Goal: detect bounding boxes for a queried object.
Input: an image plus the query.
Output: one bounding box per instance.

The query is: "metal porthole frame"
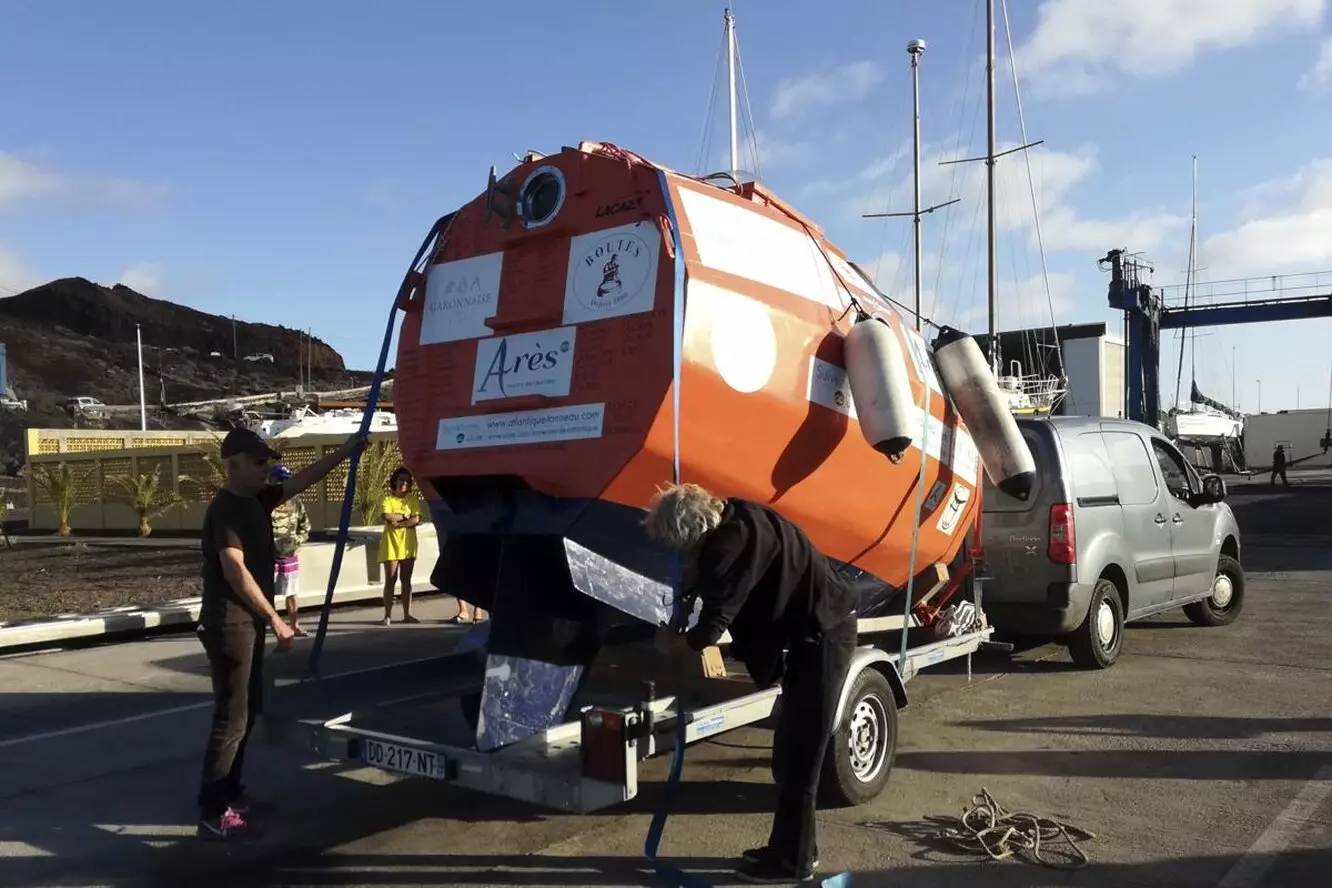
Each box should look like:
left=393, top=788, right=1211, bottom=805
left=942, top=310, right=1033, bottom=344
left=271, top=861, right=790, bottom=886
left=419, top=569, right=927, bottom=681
left=517, top=165, right=567, bottom=229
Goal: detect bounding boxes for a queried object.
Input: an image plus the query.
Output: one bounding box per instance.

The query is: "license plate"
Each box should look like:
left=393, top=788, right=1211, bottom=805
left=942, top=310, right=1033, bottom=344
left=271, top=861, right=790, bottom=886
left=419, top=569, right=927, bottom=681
left=358, top=738, right=448, bottom=779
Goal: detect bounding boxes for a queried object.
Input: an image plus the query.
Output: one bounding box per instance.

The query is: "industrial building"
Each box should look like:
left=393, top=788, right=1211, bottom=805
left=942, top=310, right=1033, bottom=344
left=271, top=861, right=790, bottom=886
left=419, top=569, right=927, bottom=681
left=1243, top=409, right=1332, bottom=467
left=988, top=321, right=1127, bottom=418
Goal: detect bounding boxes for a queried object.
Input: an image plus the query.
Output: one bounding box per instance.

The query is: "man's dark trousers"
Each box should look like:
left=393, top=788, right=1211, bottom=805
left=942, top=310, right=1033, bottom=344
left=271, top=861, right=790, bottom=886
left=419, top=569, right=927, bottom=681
left=767, top=619, right=857, bottom=871
left=197, top=620, right=265, bottom=818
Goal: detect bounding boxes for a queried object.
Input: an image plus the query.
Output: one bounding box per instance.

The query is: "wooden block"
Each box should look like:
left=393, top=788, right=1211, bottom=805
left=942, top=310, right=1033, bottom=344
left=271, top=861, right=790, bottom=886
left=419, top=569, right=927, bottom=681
left=914, top=562, right=951, bottom=609
left=699, top=645, right=727, bottom=678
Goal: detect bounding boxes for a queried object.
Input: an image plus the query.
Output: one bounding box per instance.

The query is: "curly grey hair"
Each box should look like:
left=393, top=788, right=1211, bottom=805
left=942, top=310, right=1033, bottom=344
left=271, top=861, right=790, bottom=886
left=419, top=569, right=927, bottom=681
left=643, top=482, right=727, bottom=551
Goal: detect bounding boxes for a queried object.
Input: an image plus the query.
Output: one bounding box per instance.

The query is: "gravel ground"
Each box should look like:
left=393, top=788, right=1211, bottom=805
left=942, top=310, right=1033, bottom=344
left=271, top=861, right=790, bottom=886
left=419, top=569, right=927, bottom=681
left=0, top=542, right=201, bottom=623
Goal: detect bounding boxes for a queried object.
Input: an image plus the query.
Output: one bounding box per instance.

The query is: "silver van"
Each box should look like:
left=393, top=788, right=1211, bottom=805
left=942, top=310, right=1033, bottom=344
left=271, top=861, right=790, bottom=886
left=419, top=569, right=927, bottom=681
left=980, top=416, right=1244, bottom=669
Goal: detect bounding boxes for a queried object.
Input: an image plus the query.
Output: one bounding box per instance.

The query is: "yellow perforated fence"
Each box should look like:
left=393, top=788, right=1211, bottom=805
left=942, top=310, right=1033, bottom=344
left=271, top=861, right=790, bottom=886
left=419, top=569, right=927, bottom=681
left=26, top=428, right=223, bottom=457
left=24, top=430, right=407, bottom=535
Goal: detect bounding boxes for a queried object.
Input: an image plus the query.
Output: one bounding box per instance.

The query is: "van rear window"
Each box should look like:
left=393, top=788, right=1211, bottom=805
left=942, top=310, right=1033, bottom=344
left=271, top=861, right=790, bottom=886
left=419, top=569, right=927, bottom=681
left=981, top=427, right=1045, bottom=513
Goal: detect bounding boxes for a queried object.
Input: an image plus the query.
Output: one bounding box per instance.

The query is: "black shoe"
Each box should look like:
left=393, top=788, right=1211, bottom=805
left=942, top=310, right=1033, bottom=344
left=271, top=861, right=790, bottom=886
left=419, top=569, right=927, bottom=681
left=742, top=847, right=821, bottom=870
left=734, top=855, right=815, bottom=884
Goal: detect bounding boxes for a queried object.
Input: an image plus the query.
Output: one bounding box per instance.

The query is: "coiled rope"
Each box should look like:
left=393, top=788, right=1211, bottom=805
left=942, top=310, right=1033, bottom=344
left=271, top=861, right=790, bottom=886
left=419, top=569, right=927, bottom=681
left=930, top=788, right=1096, bottom=870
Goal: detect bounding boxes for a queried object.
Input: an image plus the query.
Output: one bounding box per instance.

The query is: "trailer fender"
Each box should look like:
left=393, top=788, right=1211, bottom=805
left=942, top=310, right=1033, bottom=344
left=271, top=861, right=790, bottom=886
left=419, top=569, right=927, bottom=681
left=833, top=648, right=908, bottom=732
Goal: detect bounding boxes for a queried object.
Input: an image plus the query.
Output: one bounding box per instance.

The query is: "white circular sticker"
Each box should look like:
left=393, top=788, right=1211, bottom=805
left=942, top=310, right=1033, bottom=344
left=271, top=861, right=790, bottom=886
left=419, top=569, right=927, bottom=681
left=708, top=289, right=778, bottom=394
left=569, top=226, right=656, bottom=318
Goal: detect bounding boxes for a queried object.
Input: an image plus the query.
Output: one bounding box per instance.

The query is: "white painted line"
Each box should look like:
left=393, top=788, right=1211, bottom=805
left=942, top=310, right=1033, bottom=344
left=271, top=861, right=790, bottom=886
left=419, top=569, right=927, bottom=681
left=0, top=700, right=213, bottom=750
left=1217, top=764, right=1332, bottom=888
left=0, top=653, right=475, bottom=750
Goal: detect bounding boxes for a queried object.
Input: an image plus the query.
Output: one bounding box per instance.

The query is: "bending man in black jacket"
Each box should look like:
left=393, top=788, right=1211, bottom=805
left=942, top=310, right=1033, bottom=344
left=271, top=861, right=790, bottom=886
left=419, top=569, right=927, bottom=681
left=644, top=482, right=858, bottom=884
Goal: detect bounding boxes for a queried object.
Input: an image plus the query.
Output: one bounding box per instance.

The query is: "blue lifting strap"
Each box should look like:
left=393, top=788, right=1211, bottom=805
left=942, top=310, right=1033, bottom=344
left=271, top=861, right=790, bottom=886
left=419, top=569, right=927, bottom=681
left=304, top=215, right=450, bottom=680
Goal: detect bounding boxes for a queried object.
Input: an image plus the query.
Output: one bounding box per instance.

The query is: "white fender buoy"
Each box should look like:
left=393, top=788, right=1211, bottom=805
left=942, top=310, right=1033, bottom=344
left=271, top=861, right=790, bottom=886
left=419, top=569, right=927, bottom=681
left=844, top=315, right=915, bottom=459
left=930, top=326, right=1037, bottom=500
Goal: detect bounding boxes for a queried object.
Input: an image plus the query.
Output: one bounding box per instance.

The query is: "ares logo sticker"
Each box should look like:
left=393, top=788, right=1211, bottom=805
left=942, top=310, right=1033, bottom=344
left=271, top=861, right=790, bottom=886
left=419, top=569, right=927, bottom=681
left=594, top=191, right=649, bottom=219
left=563, top=221, right=661, bottom=325
left=472, top=326, right=577, bottom=404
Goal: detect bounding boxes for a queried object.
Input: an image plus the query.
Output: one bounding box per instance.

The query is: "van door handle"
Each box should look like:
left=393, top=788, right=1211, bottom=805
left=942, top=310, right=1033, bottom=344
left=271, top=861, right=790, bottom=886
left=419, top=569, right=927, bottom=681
left=1154, top=514, right=1167, bottom=525
left=1171, top=514, right=1184, bottom=525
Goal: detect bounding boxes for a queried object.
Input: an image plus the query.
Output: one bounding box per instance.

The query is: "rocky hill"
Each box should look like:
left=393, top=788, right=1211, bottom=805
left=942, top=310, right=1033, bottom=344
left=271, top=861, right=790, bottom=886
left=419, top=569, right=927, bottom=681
left=0, top=277, right=360, bottom=469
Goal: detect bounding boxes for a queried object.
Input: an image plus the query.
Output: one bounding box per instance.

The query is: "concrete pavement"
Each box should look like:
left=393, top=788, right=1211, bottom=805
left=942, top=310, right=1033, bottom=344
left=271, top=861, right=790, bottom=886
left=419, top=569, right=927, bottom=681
left=0, top=541, right=1328, bottom=887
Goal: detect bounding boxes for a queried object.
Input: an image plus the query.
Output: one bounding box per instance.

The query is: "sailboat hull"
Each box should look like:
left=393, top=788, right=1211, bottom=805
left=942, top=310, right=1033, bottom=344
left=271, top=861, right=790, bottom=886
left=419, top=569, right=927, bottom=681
left=1164, top=411, right=1243, bottom=443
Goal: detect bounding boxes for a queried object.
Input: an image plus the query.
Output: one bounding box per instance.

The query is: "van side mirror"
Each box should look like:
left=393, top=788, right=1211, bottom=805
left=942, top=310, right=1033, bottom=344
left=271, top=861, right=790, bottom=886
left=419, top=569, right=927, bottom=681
left=1194, top=474, right=1227, bottom=506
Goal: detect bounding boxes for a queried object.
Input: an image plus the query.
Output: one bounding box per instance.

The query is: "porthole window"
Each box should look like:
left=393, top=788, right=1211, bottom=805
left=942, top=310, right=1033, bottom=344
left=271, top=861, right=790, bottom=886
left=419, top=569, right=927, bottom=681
left=518, top=166, right=566, bottom=229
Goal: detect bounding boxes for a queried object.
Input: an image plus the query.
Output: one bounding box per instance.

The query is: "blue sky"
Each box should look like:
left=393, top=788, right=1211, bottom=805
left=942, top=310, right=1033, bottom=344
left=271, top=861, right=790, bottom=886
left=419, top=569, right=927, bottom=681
left=2, top=0, right=1331, bottom=415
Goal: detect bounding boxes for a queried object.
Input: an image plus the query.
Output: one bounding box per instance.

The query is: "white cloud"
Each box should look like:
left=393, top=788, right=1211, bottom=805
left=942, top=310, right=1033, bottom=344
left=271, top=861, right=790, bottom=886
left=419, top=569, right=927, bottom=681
left=1201, top=157, right=1332, bottom=276
left=1017, top=0, right=1327, bottom=96
left=118, top=262, right=166, bottom=296
left=1299, top=35, right=1332, bottom=91
left=769, top=60, right=883, bottom=120
left=0, top=248, right=42, bottom=295
left=0, top=151, right=168, bottom=212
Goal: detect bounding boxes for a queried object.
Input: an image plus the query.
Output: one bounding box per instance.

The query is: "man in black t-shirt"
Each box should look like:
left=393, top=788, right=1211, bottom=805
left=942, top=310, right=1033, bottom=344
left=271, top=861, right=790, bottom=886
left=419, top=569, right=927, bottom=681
left=196, top=427, right=365, bottom=840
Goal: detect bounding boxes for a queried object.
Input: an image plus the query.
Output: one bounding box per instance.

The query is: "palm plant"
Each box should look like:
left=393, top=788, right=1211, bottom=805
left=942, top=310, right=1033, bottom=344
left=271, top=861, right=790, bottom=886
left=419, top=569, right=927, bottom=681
left=108, top=466, right=185, bottom=537
left=30, top=462, right=98, bottom=536
left=352, top=440, right=399, bottom=526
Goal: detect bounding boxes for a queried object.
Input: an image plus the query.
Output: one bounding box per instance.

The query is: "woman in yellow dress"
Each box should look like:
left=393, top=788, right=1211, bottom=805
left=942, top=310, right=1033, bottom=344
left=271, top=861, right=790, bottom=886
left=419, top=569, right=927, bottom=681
left=379, top=467, right=424, bottom=626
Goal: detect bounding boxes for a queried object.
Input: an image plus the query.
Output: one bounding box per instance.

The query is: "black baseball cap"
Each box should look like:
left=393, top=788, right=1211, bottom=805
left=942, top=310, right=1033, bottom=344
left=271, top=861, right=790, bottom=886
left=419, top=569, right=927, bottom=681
left=220, top=427, right=281, bottom=461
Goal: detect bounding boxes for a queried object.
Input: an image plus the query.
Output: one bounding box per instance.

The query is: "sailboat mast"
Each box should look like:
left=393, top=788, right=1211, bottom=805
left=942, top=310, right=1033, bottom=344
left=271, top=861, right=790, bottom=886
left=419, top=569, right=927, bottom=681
left=910, top=39, right=926, bottom=331
left=1189, top=154, right=1198, bottom=387
left=725, top=8, right=739, bottom=174
left=985, top=0, right=998, bottom=373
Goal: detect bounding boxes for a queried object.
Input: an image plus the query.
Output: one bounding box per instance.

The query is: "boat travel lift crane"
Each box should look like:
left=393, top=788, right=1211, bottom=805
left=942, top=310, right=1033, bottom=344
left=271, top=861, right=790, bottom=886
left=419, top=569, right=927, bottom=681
left=1101, top=248, right=1332, bottom=456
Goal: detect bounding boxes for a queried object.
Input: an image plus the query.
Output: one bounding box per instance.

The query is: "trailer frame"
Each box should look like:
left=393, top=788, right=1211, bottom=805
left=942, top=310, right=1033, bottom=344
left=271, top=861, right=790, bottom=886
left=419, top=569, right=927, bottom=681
left=262, top=566, right=1001, bottom=815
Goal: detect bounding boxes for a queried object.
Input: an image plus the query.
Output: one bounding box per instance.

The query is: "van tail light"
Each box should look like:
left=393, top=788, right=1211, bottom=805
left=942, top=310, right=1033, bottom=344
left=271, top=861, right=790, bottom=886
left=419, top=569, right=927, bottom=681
left=1048, top=503, right=1076, bottom=565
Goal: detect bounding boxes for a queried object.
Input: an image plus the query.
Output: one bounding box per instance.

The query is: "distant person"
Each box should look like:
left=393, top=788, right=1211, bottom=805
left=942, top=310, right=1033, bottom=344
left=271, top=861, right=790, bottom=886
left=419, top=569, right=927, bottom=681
left=644, top=482, right=858, bottom=884
left=269, top=464, right=311, bottom=638
left=379, top=467, right=425, bottom=626
left=195, top=427, right=364, bottom=841
left=1271, top=445, right=1289, bottom=486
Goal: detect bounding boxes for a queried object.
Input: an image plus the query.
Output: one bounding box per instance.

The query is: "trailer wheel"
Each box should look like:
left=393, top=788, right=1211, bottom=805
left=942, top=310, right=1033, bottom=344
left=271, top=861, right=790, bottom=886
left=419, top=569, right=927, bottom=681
left=1183, top=554, right=1245, bottom=627
left=818, top=668, right=898, bottom=808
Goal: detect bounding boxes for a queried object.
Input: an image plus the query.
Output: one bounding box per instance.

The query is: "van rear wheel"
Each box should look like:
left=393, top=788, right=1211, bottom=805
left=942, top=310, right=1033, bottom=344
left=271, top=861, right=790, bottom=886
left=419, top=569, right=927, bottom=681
left=1067, top=578, right=1124, bottom=669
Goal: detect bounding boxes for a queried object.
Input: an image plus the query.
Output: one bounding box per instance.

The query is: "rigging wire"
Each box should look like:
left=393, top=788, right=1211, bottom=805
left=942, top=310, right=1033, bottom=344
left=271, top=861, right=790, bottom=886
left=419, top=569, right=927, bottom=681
left=935, top=0, right=988, bottom=330
left=732, top=28, right=764, bottom=181
left=926, top=0, right=985, bottom=327
left=691, top=27, right=726, bottom=175
left=1000, top=0, right=1065, bottom=384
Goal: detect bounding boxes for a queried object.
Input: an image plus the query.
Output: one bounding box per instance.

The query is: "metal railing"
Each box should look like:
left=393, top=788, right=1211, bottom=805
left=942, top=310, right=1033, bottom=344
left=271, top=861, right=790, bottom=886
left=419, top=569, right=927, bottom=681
left=1157, top=269, right=1332, bottom=309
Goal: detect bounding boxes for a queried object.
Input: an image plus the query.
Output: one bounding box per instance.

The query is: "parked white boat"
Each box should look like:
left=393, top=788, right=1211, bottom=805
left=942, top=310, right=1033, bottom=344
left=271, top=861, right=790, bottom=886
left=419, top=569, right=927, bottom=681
left=1163, top=407, right=1242, bottom=443
left=249, top=405, right=397, bottom=439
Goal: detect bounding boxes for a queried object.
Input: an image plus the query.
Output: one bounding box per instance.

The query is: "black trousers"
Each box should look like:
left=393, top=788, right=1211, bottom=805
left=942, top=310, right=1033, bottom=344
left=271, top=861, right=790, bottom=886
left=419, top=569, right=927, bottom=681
left=767, top=621, right=856, bottom=871
left=197, top=620, right=265, bottom=818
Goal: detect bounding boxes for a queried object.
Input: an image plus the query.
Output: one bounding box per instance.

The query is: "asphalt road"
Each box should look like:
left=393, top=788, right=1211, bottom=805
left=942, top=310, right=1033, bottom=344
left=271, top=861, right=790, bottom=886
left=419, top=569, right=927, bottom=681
left=1, top=491, right=1329, bottom=887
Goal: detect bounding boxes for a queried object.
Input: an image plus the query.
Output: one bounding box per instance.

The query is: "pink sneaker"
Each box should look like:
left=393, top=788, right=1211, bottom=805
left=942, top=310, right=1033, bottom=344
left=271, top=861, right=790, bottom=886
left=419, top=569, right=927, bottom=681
left=197, top=807, right=255, bottom=840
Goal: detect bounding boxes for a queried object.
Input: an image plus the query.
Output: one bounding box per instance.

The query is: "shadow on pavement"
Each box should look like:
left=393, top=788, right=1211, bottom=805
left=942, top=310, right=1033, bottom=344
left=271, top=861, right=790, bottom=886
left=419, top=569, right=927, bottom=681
left=952, top=712, right=1332, bottom=739
left=895, top=747, right=1328, bottom=782
left=156, top=847, right=1332, bottom=888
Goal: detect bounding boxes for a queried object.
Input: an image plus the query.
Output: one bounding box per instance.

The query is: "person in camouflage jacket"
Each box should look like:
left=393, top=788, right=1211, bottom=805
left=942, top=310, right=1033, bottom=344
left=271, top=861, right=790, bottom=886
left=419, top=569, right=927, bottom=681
left=270, top=464, right=311, bottom=636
